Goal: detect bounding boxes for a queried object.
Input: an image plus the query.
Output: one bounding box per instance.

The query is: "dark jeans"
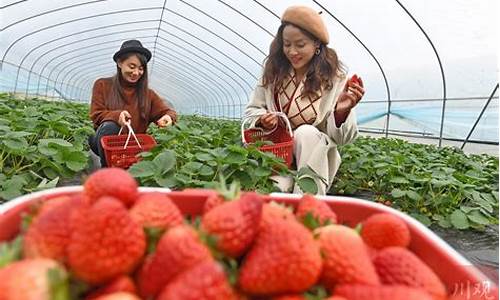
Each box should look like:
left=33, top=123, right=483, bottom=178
left=88, top=121, right=121, bottom=167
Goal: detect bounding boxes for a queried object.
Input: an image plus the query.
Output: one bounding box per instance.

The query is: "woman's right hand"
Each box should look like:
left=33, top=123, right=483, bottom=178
left=118, top=110, right=131, bottom=126
left=258, top=113, right=278, bottom=130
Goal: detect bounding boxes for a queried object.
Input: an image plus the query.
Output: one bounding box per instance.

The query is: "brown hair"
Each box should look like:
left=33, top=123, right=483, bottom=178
left=107, top=52, right=150, bottom=120
left=262, top=22, right=345, bottom=98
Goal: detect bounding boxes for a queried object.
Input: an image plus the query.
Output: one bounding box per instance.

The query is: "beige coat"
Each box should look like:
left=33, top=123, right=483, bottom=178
left=244, top=74, right=358, bottom=195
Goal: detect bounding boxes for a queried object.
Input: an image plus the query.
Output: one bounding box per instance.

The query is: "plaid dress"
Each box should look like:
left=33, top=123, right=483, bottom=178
left=275, top=72, right=322, bottom=130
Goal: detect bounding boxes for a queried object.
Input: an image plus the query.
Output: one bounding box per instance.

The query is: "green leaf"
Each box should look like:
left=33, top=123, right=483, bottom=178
left=433, top=214, right=452, bottom=228
left=297, top=177, right=318, bottom=194
left=467, top=210, right=491, bottom=225
left=38, top=139, right=72, bottom=156
left=198, top=165, right=214, bottom=177
left=129, top=161, right=157, bottom=178
left=62, top=151, right=88, bottom=172
left=182, top=161, right=204, bottom=174
left=153, top=150, right=176, bottom=175
left=406, top=190, right=423, bottom=201
left=302, top=212, right=320, bottom=230
left=195, top=152, right=213, bottom=162
left=3, top=137, right=28, bottom=150
left=35, top=177, right=59, bottom=191
left=6, top=131, right=33, bottom=138
left=391, top=188, right=406, bottom=198
left=39, top=138, right=73, bottom=148
left=144, top=227, right=166, bottom=254
left=373, top=162, right=389, bottom=168
left=472, top=196, right=494, bottom=213
left=0, top=236, right=23, bottom=267
left=389, top=177, right=410, bottom=184
left=450, top=209, right=470, bottom=229
left=491, top=191, right=498, bottom=201
left=254, top=166, right=272, bottom=177
left=460, top=206, right=478, bottom=214
left=48, top=267, right=70, bottom=300
left=224, top=151, right=247, bottom=165
left=410, top=213, right=432, bottom=226
left=430, top=178, right=449, bottom=188
left=154, top=173, right=178, bottom=188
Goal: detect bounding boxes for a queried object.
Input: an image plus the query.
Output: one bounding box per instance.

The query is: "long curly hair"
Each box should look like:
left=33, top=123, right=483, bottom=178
left=262, top=22, right=345, bottom=98
left=107, top=52, right=150, bottom=121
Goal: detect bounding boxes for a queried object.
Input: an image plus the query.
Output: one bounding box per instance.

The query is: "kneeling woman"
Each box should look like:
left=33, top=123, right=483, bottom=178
left=244, top=6, right=365, bottom=195
left=89, top=40, right=177, bottom=167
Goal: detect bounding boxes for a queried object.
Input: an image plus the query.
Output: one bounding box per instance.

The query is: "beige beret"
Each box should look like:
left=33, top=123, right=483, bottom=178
left=281, top=5, right=329, bottom=44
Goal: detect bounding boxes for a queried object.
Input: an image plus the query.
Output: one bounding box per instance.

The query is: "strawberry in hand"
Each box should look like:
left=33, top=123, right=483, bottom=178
left=335, top=74, right=364, bottom=113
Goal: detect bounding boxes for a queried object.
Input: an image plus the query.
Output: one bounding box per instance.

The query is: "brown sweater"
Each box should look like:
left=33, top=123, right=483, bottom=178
left=90, top=78, right=177, bottom=133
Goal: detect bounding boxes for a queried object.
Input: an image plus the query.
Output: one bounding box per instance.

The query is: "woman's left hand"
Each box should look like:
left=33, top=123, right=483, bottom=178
left=157, top=114, right=173, bottom=127
left=335, top=76, right=365, bottom=113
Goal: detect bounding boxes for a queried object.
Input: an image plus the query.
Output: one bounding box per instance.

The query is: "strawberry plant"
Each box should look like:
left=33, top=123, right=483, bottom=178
left=129, top=116, right=312, bottom=194
left=0, top=94, right=93, bottom=202
left=333, top=136, right=499, bottom=229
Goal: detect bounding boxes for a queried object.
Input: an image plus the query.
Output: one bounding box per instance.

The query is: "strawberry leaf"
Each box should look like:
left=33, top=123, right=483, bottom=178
left=144, top=227, right=165, bottom=254
left=47, top=267, right=70, bottom=300
left=353, top=223, right=363, bottom=234
left=0, top=235, right=23, bottom=267
left=302, top=212, right=321, bottom=230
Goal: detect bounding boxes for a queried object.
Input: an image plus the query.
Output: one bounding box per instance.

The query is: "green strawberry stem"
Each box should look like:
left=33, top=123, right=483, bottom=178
left=48, top=268, right=70, bottom=300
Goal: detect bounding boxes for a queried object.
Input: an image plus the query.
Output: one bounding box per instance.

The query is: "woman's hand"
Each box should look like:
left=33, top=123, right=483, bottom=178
left=118, top=110, right=131, bottom=127
left=258, top=113, right=278, bottom=130
left=157, top=114, right=173, bottom=127
left=335, top=75, right=365, bottom=113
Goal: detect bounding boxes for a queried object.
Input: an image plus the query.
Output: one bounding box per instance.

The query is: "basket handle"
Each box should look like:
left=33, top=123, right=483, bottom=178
left=118, top=120, right=142, bottom=150
left=241, top=112, right=293, bottom=144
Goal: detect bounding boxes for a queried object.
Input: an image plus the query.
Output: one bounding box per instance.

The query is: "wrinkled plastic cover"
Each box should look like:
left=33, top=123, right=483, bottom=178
left=0, top=0, right=497, bottom=142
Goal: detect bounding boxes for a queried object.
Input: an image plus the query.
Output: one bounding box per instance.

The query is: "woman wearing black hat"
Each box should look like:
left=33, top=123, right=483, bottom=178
left=88, top=39, right=177, bottom=167
left=244, top=6, right=365, bottom=195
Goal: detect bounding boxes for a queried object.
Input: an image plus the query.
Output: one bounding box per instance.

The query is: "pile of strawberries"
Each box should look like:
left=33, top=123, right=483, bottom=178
left=0, top=168, right=482, bottom=299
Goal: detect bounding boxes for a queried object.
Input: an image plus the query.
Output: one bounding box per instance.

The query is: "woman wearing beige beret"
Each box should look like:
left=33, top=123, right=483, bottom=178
left=244, top=5, right=365, bottom=195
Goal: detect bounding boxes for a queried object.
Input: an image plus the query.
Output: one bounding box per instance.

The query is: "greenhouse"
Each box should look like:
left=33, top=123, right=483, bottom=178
left=0, top=0, right=498, bottom=299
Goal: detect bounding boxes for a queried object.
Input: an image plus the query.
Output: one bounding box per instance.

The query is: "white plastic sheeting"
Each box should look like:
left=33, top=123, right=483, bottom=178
left=0, top=0, right=498, bottom=143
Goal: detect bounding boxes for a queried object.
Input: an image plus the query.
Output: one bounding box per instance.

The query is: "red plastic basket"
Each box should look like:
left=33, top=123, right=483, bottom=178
left=242, top=112, right=294, bottom=168
left=101, top=133, right=156, bottom=169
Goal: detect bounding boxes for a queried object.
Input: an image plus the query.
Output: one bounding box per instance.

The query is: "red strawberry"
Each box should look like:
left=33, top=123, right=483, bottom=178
left=23, top=195, right=83, bottom=262
left=203, top=193, right=226, bottom=214
left=373, top=247, right=447, bottom=300
left=201, top=192, right=263, bottom=258
left=129, top=192, right=183, bottom=230
left=260, top=202, right=295, bottom=229
left=157, top=260, right=238, bottom=300
left=361, top=213, right=410, bottom=249
left=93, top=292, right=141, bottom=300
left=83, top=168, right=138, bottom=207
left=349, top=74, right=361, bottom=86
left=68, top=196, right=146, bottom=285
left=0, top=258, right=69, bottom=300
left=315, top=225, right=380, bottom=290
left=37, top=195, right=73, bottom=215
left=86, top=276, right=137, bottom=300
left=296, top=194, right=337, bottom=229
left=334, top=284, right=433, bottom=300
left=238, top=215, right=322, bottom=295
left=137, top=225, right=212, bottom=298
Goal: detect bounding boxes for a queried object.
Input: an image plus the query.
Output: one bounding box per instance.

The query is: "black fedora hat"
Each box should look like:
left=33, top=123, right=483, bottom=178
left=113, top=40, right=152, bottom=62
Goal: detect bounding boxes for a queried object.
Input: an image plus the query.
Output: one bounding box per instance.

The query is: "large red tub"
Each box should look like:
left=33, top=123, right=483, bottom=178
left=0, top=187, right=497, bottom=299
